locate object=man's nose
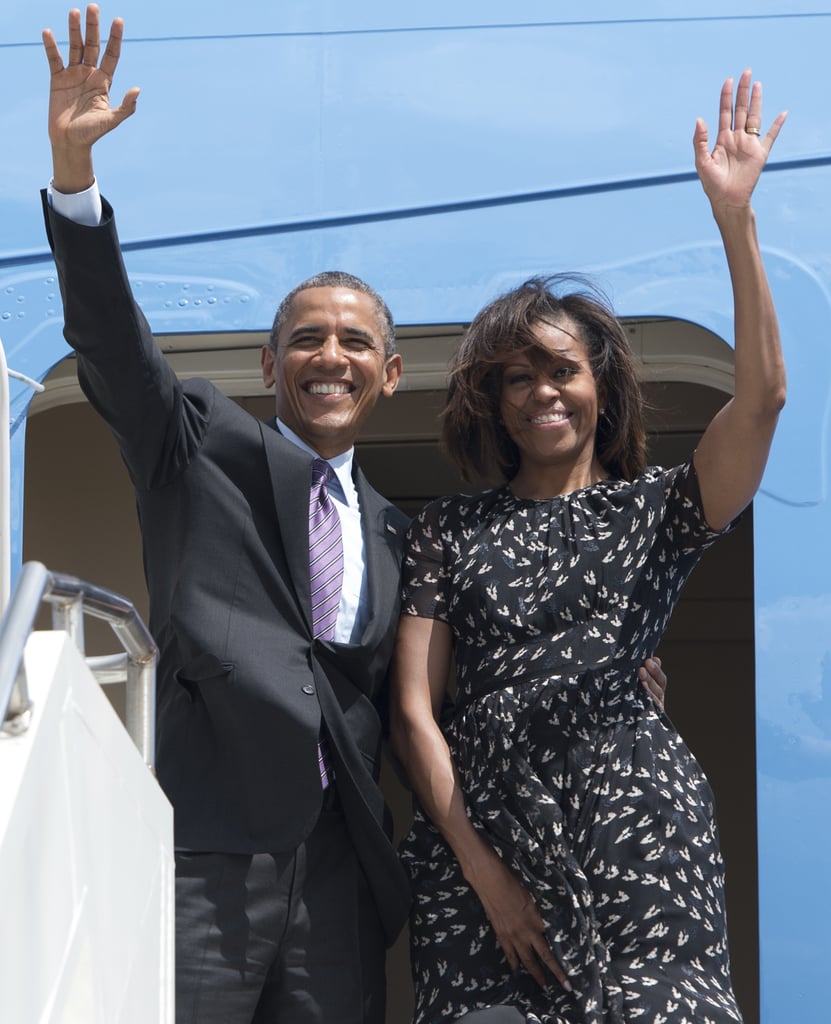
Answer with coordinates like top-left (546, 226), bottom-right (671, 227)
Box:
top-left (317, 335), bottom-right (348, 364)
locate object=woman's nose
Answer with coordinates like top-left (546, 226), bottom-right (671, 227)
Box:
top-left (533, 377), bottom-right (560, 399)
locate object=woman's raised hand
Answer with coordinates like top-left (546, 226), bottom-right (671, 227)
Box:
top-left (694, 68), bottom-right (786, 212)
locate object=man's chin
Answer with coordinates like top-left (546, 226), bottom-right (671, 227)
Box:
top-left (300, 415), bottom-right (364, 452)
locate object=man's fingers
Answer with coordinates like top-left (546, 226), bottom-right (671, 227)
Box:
top-left (646, 657), bottom-right (666, 689)
top-left (639, 661), bottom-right (665, 708)
top-left (51, 6), bottom-right (119, 75)
top-left (114, 87), bottom-right (141, 119)
top-left (42, 29), bottom-right (65, 73)
top-left (83, 4), bottom-right (102, 67)
top-left (99, 17), bottom-right (126, 79)
top-left (67, 7), bottom-right (84, 66)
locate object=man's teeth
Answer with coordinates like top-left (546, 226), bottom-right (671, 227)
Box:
top-left (307, 383), bottom-right (351, 395)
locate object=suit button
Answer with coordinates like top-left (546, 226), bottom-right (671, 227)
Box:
top-left (302, 684), bottom-right (315, 695)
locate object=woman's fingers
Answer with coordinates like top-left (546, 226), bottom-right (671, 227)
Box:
top-left (473, 851), bottom-right (572, 992)
top-left (498, 901), bottom-right (571, 991)
top-left (531, 936), bottom-right (572, 991)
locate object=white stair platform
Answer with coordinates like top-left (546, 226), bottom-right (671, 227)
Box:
top-left (0, 630), bottom-right (173, 1024)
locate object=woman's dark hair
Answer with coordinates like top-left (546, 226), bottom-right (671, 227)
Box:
top-left (442, 274), bottom-right (647, 482)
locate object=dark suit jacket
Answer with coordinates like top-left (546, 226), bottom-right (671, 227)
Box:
top-left (43, 194), bottom-right (411, 945)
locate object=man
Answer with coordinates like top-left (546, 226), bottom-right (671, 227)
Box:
top-left (41, 8), bottom-right (667, 1022)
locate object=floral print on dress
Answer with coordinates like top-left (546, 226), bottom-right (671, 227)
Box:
top-left (400, 461), bottom-right (742, 1024)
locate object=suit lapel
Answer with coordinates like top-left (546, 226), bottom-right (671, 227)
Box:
top-left (259, 420), bottom-right (315, 637)
top-left (355, 466), bottom-right (404, 649)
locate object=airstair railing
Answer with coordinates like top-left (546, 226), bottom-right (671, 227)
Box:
top-left (1, 335), bottom-right (46, 617)
top-left (0, 561), bottom-right (158, 771)
top-left (0, 338), bottom-right (10, 617)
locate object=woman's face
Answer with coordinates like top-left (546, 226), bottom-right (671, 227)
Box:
top-left (499, 317), bottom-right (602, 475)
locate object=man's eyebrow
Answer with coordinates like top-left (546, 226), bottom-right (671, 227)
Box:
top-left (288, 323), bottom-right (378, 343)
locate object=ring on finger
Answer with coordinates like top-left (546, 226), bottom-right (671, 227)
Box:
top-left (745, 126), bottom-right (761, 136)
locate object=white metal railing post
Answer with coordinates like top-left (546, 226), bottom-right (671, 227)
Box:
top-left (0, 561), bottom-right (47, 735)
top-left (50, 594), bottom-right (86, 654)
top-left (0, 337), bottom-right (10, 616)
top-left (0, 336), bottom-right (45, 618)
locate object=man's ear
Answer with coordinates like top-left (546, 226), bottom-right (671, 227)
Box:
top-left (381, 354), bottom-right (403, 398)
top-left (261, 344), bottom-right (276, 389)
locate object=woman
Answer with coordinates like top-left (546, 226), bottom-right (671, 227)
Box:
top-left (391, 71), bottom-right (786, 1024)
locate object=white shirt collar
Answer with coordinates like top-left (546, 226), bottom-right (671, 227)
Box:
top-left (274, 417), bottom-right (357, 507)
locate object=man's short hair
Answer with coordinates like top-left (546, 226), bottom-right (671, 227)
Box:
top-left (269, 271), bottom-right (396, 358)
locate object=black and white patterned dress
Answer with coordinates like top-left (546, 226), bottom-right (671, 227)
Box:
top-left (399, 461), bottom-right (742, 1024)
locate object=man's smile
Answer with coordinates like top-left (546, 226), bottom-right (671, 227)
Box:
top-left (305, 381), bottom-right (353, 396)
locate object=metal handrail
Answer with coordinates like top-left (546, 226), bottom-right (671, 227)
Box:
top-left (0, 561), bottom-right (158, 771)
top-left (1, 334), bottom-right (46, 618)
top-left (0, 338), bottom-right (10, 616)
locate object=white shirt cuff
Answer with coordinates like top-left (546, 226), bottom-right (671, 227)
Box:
top-left (47, 177), bottom-right (103, 227)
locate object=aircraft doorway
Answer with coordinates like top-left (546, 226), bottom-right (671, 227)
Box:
top-left (22, 318), bottom-right (759, 1023)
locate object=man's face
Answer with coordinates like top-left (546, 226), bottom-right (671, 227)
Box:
top-left (261, 286), bottom-right (402, 458)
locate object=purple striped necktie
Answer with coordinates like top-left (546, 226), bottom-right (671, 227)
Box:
top-left (309, 458), bottom-right (344, 788)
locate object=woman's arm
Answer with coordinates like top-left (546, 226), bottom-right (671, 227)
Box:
top-left (691, 70), bottom-right (788, 531)
top-left (390, 614), bottom-right (570, 991)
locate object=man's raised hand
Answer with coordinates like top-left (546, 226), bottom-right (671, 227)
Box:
top-left (43, 5), bottom-right (138, 192)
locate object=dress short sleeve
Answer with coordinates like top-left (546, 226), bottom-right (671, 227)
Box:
top-left (662, 456), bottom-right (741, 551)
top-left (400, 497), bottom-right (455, 622)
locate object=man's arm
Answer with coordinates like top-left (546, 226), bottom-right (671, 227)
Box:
top-left (42, 6), bottom-right (209, 491)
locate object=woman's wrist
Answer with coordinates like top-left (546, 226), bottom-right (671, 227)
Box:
top-left (711, 201), bottom-right (757, 230)
top-left (455, 831), bottom-right (503, 888)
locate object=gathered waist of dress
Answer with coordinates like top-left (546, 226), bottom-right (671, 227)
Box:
top-left (452, 631), bottom-right (646, 717)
